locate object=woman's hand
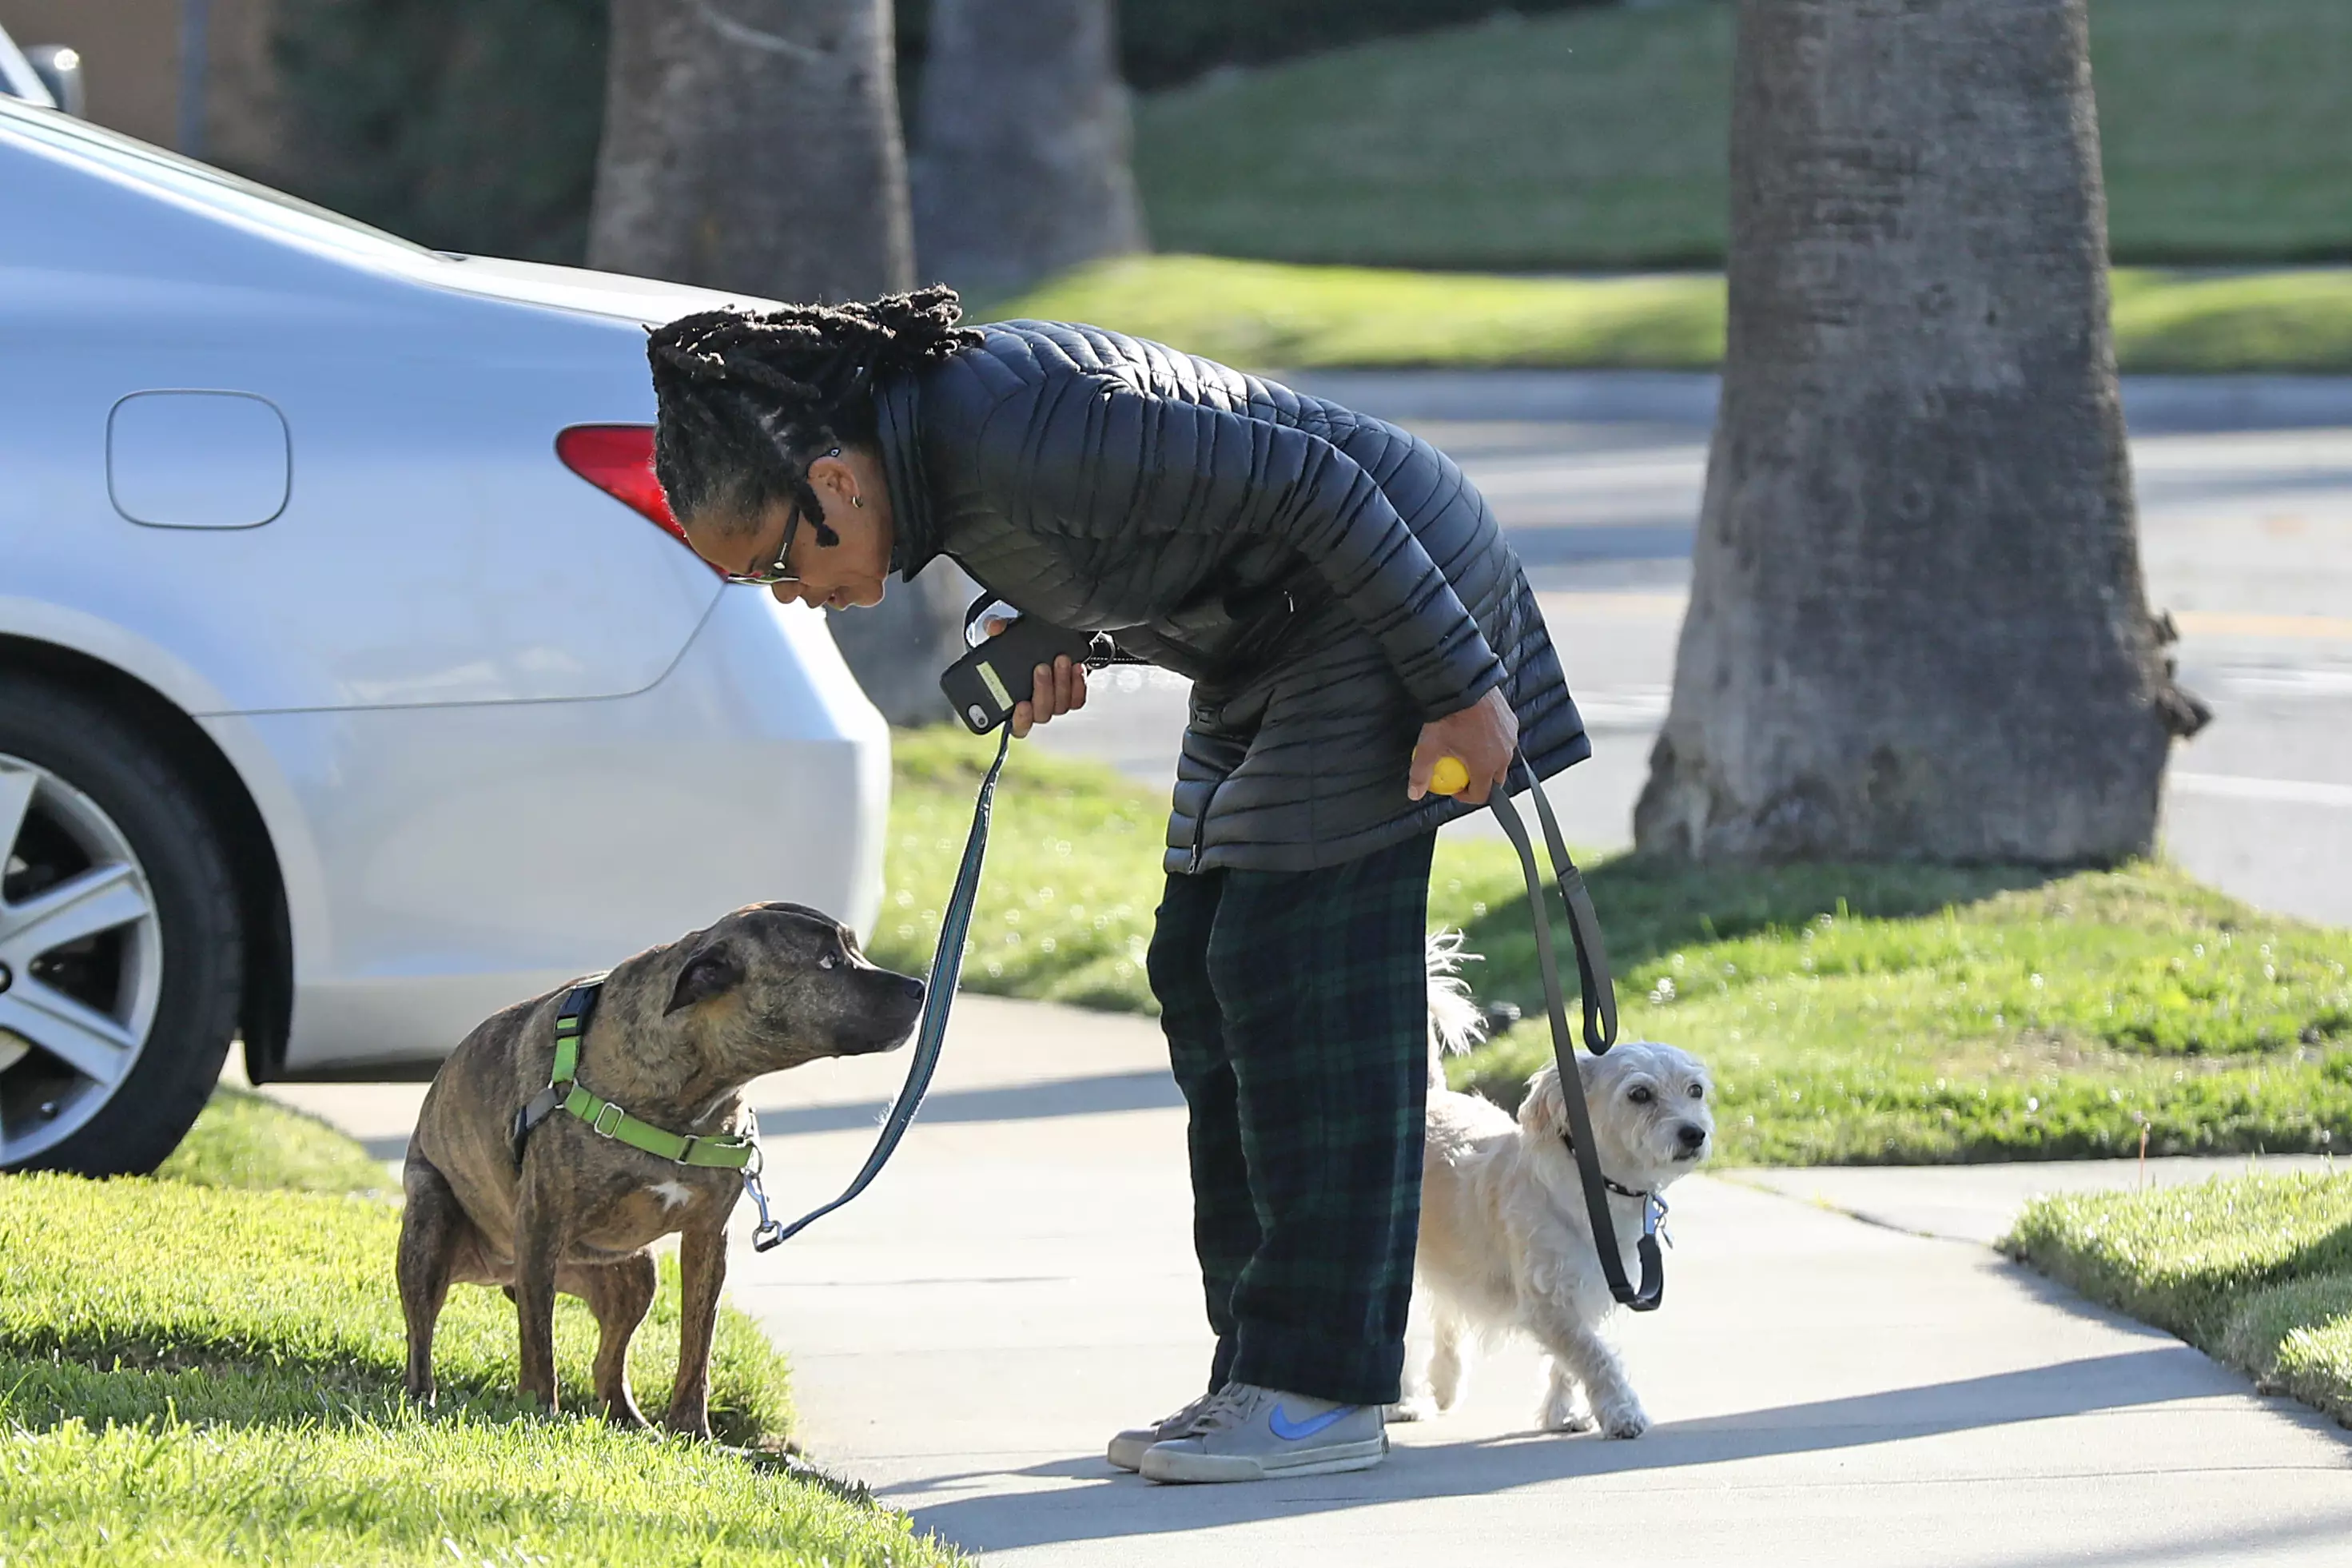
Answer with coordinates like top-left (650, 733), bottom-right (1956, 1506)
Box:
top-left (985, 617), bottom-right (1089, 738)
top-left (1409, 687), bottom-right (1518, 805)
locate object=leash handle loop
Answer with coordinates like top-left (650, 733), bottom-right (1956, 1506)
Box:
top-left (1490, 755), bottom-right (1660, 1311)
top-left (754, 726), bottom-right (1014, 1250)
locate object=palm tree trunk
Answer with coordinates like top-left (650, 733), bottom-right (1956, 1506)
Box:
top-left (589, 0), bottom-right (914, 302)
top-left (591, 0), bottom-right (972, 726)
top-left (911, 0), bottom-right (1145, 301)
top-left (1634, 0), bottom-right (2204, 866)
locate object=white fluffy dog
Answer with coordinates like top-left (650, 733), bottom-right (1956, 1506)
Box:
top-left (1399, 937), bottom-right (1714, 1439)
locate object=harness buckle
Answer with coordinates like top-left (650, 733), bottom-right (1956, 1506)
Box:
top-left (674, 1135), bottom-right (698, 1165)
top-left (591, 1102), bottom-right (627, 1139)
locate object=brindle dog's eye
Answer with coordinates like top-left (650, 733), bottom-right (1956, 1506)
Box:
top-left (818, 954), bottom-right (838, 970)
top-left (1627, 1085), bottom-right (1653, 1104)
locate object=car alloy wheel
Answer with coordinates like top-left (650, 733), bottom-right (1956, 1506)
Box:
top-left (0, 752), bottom-right (165, 1165)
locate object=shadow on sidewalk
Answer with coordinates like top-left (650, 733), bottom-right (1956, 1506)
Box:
top-left (754, 1069), bottom-right (1183, 1137)
top-left (897, 1346), bottom-right (2314, 1553)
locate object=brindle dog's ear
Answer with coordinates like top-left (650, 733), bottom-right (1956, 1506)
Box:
top-left (665, 942), bottom-right (743, 1015)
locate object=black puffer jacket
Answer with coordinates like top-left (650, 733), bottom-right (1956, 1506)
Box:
top-left (874, 321), bottom-right (1589, 874)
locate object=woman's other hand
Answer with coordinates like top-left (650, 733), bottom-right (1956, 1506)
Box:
top-left (1408, 687), bottom-right (1517, 804)
top-left (985, 618), bottom-right (1089, 738)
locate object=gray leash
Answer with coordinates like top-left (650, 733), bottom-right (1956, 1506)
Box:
top-left (750, 726), bottom-right (1013, 1249)
top-left (1485, 754), bottom-right (1664, 1311)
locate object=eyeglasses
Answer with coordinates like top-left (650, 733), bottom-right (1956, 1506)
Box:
top-left (722, 505), bottom-right (804, 586)
top-left (721, 449), bottom-right (840, 586)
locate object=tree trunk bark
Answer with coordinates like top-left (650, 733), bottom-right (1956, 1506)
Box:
top-left (589, 0), bottom-right (914, 302)
top-left (591, 0), bottom-right (969, 725)
top-left (1633, 0), bottom-right (2203, 866)
top-left (911, 0), bottom-right (1145, 301)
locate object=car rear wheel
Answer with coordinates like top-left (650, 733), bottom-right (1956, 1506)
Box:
top-left (0, 677), bottom-right (243, 1174)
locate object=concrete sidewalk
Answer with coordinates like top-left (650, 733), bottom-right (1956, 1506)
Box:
top-left (263, 997), bottom-right (2352, 1564)
top-left (720, 1000), bottom-right (2352, 1566)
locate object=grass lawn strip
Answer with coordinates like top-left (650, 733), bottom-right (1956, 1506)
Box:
top-left (2005, 1172), bottom-right (2352, 1425)
top-left (990, 255), bottom-right (2352, 375)
top-left (1132, 2), bottom-right (2352, 271)
top-left (2220, 1274), bottom-right (2352, 1425)
top-left (2, 1413), bottom-right (944, 1568)
top-left (877, 729), bottom-right (2352, 1165)
top-left (0, 1176), bottom-right (790, 1445)
top-left (2, 1105), bottom-right (961, 1566)
top-left (157, 1084), bottom-right (396, 1195)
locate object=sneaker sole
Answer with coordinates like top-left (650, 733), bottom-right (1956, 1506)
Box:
top-left (1139, 1435), bottom-right (1387, 1484)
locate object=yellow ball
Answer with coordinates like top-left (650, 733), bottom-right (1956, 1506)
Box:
top-left (1428, 756), bottom-right (1470, 796)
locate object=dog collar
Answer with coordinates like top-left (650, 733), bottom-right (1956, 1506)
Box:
top-left (509, 976), bottom-right (762, 1172)
top-left (1558, 1132), bottom-right (1672, 1244)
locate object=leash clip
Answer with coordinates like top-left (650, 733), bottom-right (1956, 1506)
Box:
top-left (1645, 1191), bottom-right (1673, 1249)
top-left (743, 1144), bottom-right (786, 1252)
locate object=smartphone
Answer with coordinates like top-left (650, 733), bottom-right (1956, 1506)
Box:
top-left (940, 615), bottom-right (1103, 734)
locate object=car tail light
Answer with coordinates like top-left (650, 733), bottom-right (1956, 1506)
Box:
top-left (555, 424), bottom-right (714, 571)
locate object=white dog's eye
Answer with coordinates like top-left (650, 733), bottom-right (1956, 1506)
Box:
top-left (1688, 1084), bottom-right (1706, 1099)
top-left (1627, 1085), bottom-right (1654, 1104)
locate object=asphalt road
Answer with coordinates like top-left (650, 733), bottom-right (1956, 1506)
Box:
top-left (1028, 373), bottom-right (2352, 926)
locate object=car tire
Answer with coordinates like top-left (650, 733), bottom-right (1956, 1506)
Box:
top-left (0, 675), bottom-right (244, 1175)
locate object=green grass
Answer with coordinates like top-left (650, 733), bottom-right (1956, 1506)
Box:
top-left (1451, 861), bottom-right (2352, 1164)
top-left (1132, 1), bottom-right (2352, 270)
top-left (865, 728), bottom-right (1168, 1013)
top-left (866, 726), bottom-right (1514, 1015)
top-left (2, 1108), bottom-right (961, 1564)
top-left (0, 1177), bottom-right (793, 1444)
top-left (877, 729), bottom-right (2352, 1164)
top-left (156, 1084), bottom-right (396, 1195)
top-left (2, 1415), bottom-right (949, 1567)
top-left (990, 255), bottom-right (1725, 370)
top-left (2006, 1172), bottom-right (2352, 1425)
top-left (989, 254), bottom-right (2352, 374)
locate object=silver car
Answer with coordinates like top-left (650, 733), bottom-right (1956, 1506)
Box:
top-left (0, 94), bottom-right (889, 1174)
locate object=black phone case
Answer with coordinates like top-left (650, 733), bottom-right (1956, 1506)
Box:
top-left (940, 617), bottom-right (1102, 733)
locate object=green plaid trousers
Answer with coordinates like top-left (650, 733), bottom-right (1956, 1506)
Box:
top-left (1147, 830), bottom-right (1437, 1407)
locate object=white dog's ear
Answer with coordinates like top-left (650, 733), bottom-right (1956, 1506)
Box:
top-left (1518, 1055), bottom-right (1608, 1140)
top-left (1517, 1065), bottom-right (1568, 1139)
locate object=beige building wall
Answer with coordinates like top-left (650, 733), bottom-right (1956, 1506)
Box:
top-left (0, 0), bottom-right (285, 175)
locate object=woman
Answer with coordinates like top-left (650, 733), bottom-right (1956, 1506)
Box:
top-left (650, 286), bottom-right (1588, 1483)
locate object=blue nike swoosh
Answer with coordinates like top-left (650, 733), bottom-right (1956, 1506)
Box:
top-left (1268, 1403), bottom-right (1355, 1442)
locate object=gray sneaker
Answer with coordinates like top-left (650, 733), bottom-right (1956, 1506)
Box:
top-left (1137, 1382), bottom-right (1387, 1483)
top-left (1106, 1389), bottom-right (1220, 1472)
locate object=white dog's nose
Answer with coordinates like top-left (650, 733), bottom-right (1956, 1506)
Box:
top-left (1675, 1122), bottom-right (1708, 1152)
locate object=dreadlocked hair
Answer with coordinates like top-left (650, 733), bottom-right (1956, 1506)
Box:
top-left (646, 285), bottom-right (981, 541)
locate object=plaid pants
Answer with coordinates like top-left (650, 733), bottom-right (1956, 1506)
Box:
top-left (1146, 830), bottom-right (1435, 1407)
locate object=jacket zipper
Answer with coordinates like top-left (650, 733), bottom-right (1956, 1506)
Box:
top-left (1187, 778), bottom-right (1219, 874)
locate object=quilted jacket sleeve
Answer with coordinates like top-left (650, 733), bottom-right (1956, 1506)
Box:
top-left (976, 375), bottom-right (1507, 719)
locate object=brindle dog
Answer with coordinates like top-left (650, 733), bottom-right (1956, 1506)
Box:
top-left (397, 901), bottom-right (924, 1435)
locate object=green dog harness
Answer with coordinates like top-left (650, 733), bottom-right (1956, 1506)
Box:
top-left (506, 723), bottom-right (1013, 1253)
top-left (509, 976), bottom-right (760, 1171)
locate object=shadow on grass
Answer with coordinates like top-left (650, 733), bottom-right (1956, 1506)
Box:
top-left (0, 1351), bottom-right (548, 1435)
top-left (1460, 854), bottom-right (2059, 1018)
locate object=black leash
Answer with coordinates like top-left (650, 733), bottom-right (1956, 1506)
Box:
top-left (750, 726), bottom-right (1014, 1250)
top-left (1484, 753), bottom-right (1665, 1311)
